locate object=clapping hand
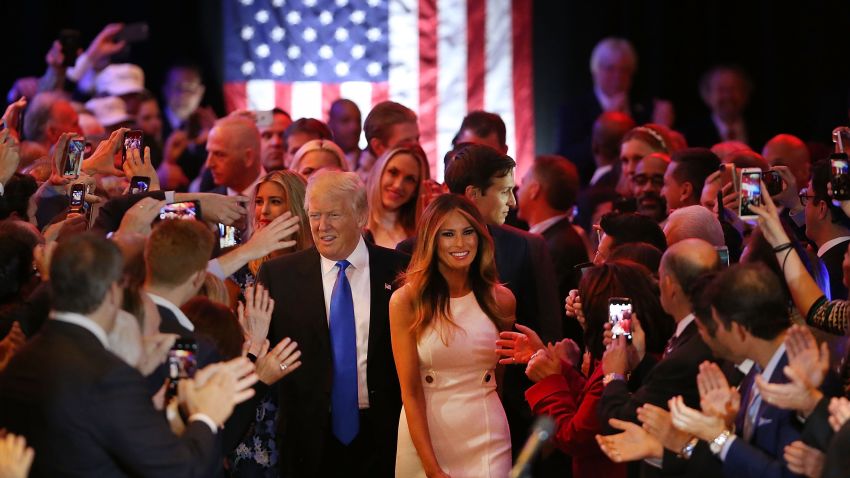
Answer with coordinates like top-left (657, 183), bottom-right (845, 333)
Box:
top-left (595, 418), bottom-right (663, 462)
top-left (496, 323), bottom-right (544, 365)
top-left (525, 345), bottom-right (562, 383)
top-left (254, 337), bottom-right (302, 385)
top-left (784, 440), bottom-right (824, 478)
top-left (123, 146), bottom-right (160, 191)
top-left (238, 284), bottom-right (275, 355)
top-left (756, 325), bottom-right (827, 416)
top-left (669, 395), bottom-right (727, 442)
top-left (696, 361), bottom-right (740, 427)
top-left (179, 357), bottom-right (258, 427)
top-left (0, 432), bottom-right (34, 478)
top-left (828, 397), bottom-right (850, 432)
top-left (637, 403), bottom-right (692, 453)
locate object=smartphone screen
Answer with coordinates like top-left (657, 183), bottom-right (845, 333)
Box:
top-left (63, 139), bottom-right (86, 178)
top-left (130, 176), bottom-right (151, 194)
top-left (739, 170), bottom-right (762, 218)
top-left (254, 110), bottom-right (274, 129)
top-left (69, 185), bottom-right (85, 208)
top-left (158, 201), bottom-right (199, 221)
top-left (166, 338), bottom-right (198, 399)
top-left (122, 130), bottom-right (144, 163)
top-left (218, 223), bottom-right (241, 249)
top-left (831, 155), bottom-right (850, 201)
top-left (608, 297), bottom-right (633, 341)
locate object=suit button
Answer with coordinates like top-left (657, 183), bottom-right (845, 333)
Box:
top-left (425, 375), bottom-right (434, 384)
top-left (484, 373), bottom-right (491, 382)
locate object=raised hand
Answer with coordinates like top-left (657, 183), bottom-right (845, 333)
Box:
top-left (602, 334), bottom-right (630, 376)
top-left (123, 146), bottom-right (161, 191)
top-left (525, 347), bottom-right (562, 383)
top-left (637, 403), bottom-right (692, 453)
top-left (669, 395), bottom-right (727, 442)
top-left (238, 284), bottom-right (275, 355)
top-left (254, 337), bottom-right (302, 385)
top-left (786, 325), bottom-right (829, 389)
top-left (696, 361), bottom-right (740, 428)
top-left (81, 128), bottom-right (126, 177)
top-left (828, 397), bottom-right (850, 432)
top-left (748, 181), bottom-right (792, 248)
top-left (0, 432), bottom-right (35, 478)
top-left (114, 197), bottom-right (167, 237)
top-left (595, 418), bottom-right (663, 462)
top-left (241, 212), bottom-right (301, 259)
top-left (86, 23), bottom-right (127, 63)
top-left (783, 440), bottom-right (824, 478)
top-left (0, 129), bottom-right (20, 189)
top-left (1, 96), bottom-right (26, 141)
top-left (192, 193), bottom-right (248, 226)
top-left (496, 323), bottom-right (544, 365)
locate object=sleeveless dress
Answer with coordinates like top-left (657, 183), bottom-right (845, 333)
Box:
top-left (395, 292), bottom-right (512, 477)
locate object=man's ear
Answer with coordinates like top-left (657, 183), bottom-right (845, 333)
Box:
top-left (369, 138), bottom-right (386, 158)
top-left (191, 269), bottom-right (207, 289)
top-left (527, 181), bottom-right (541, 200)
top-left (464, 185), bottom-right (480, 201)
top-left (818, 200), bottom-right (830, 221)
top-left (680, 182), bottom-right (694, 204)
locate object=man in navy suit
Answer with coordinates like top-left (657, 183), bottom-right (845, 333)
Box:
top-left (258, 171), bottom-right (408, 477)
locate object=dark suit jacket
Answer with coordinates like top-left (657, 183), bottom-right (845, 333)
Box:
top-left (0, 320), bottom-right (221, 477)
top-left (825, 419), bottom-right (850, 478)
top-left (600, 320), bottom-right (714, 426)
top-left (256, 243), bottom-right (407, 477)
top-left (680, 114), bottom-right (767, 150)
top-left (680, 352), bottom-right (803, 478)
top-left (556, 91), bottom-right (650, 186)
top-left (819, 238), bottom-right (850, 301)
top-left (540, 217), bottom-right (589, 344)
top-left (92, 191), bottom-right (168, 234)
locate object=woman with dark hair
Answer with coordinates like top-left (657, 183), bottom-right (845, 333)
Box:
top-left (364, 143), bottom-right (430, 248)
top-left (392, 194), bottom-right (515, 477)
top-left (608, 242), bottom-right (663, 278)
top-left (181, 296), bottom-right (244, 359)
top-left (497, 260), bottom-right (673, 478)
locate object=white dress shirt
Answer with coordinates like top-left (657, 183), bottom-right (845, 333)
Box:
top-left (147, 292), bottom-right (195, 332)
top-left (227, 167), bottom-right (267, 198)
top-left (528, 214), bottom-right (569, 235)
top-left (589, 164), bottom-right (614, 186)
top-left (673, 313), bottom-right (696, 339)
top-left (320, 236), bottom-right (372, 409)
top-left (817, 236), bottom-right (850, 258)
top-left (51, 311), bottom-right (110, 348)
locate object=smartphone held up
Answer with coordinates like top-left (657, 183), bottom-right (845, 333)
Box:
top-left (608, 297), bottom-right (633, 342)
top-left (738, 168), bottom-right (762, 220)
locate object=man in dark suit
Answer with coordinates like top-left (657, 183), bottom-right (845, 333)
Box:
top-left (600, 239), bottom-right (720, 425)
top-left (805, 159), bottom-right (850, 301)
top-left (257, 170), bottom-right (407, 477)
top-left (681, 65), bottom-right (766, 149)
top-left (555, 37), bottom-right (652, 186)
top-left (0, 233), bottom-right (256, 477)
top-left (517, 155), bottom-right (588, 344)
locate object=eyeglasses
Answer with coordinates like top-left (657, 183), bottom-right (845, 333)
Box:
top-left (799, 188), bottom-right (816, 206)
top-left (632, 174), bottom-right (665, 188)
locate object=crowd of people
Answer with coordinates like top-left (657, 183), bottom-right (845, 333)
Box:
top-left (2, 23), bottom-right (850, 478)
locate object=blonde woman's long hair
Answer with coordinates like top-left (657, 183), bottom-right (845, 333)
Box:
top-left (248, 170), bottom-right (312, 275)
top-left (402, 194), bottom-right (509, 342)
top-left (366, 143), bottom-right (430, 238)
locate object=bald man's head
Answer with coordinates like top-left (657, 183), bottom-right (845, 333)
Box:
top-left (762, 134), bottom-right (811, 187)
top-left (660, 238), bottom-right (720, 305)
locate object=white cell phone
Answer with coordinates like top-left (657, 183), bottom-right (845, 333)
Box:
top-left (738, 168), bottom-right (762, 220)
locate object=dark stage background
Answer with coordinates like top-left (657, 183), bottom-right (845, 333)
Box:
top-left (4, 0), bottom-right (850, 155)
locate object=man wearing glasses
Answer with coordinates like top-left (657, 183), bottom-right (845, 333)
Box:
top-left (631, 152), bottom-right (671, 223)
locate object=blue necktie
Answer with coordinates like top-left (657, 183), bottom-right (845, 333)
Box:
top-left (329, 260), bottom-right (359, 444)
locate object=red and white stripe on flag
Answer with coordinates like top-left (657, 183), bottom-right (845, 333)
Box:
top-left (223, 0), bottom-right (534, 182)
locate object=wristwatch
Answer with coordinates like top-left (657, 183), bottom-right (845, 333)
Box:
top-left (602, 372), bottom-right (626, 386)
top-left (709, 429), bottom-right (732, 455)
top-left (678, 436), bottom-right (699, 460)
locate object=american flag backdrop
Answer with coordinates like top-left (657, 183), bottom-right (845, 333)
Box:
top-left (222, 0), bottom-right (534, 181)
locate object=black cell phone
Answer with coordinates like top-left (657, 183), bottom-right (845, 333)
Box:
top-left (218, 223), bottom-right (241, 249)
top-left (738, 168), bottom-right (762, 219)
top-left (166, 338), bottom-right (198, 400)
top-left (608, 297), bottom-right (633, 341)
top-left (130, 176), bottom-right (150, 194)
top-left (69, 183), bottom-right (86, 212)
top-left (63, 138), bottom-right (86, 178)
top-left (58, 29), bottom-right (81, 68)
top-left (157, 201), bottom-right (200, 222)
top-left (831, 154), bottom-right (850, 201)
top-left (122, 130), bottom-right (144, 164)
top-left (763, 170), bottom-right (784, 197)
top-left (115, 22), bottom-right (149, 43)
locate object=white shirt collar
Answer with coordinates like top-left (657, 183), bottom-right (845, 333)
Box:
top-left (51, 311), bottom-right (110, 349)
top-left (761, 342), bottom-right (786, 380)
top-left (528, 214), bottom-right (569, 235)
top-left (674, 313), bottom-right (696, 339)
top-left (320, 236), bottom-right (369, 278)
top-left (589, 164), bottom-right (613, 186)
top-left (817, 236), bottom-right (850, 258)
top-left (146, 292), bottom-right (195, 332)
top-left (227, 167), bottom-right (267, 198)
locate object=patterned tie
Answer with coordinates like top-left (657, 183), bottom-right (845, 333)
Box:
top-left (329, 260), bottom-right (359, 444)
top-left (662, 334), bottom-right (678, 360)
top-left (743, 365), bottom-right (763, 442)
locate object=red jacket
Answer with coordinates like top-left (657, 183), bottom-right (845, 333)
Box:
top-left (525, 361), bottom-right (626, 478)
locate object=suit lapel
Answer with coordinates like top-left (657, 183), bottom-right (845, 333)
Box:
top-left (366, 243), bottom-right (392, 368)
top-left (296, 248), bottom-right (331, 354)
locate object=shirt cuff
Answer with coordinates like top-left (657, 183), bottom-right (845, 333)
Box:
top-left (643, 457), bottom-right (663, 468)
top-left (719, 434), bottom-right (736, 461)
top-left (207, 259), bottom-right (225, 280)
top-left (188, 413), bottom-right (219, 434)
top-left (164, 190), bottom-right (176, 203)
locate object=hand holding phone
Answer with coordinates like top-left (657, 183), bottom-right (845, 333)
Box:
top-left (166, 338), bottom-right (198, 400)
top-left (122, 130), bottom-right (144, 164)
top-left (157, 201), bottom-right (201, 222)
top-left (62, 138), bottom-right (86, 178)
top-left (738, 168), bottom-right (762, 219)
